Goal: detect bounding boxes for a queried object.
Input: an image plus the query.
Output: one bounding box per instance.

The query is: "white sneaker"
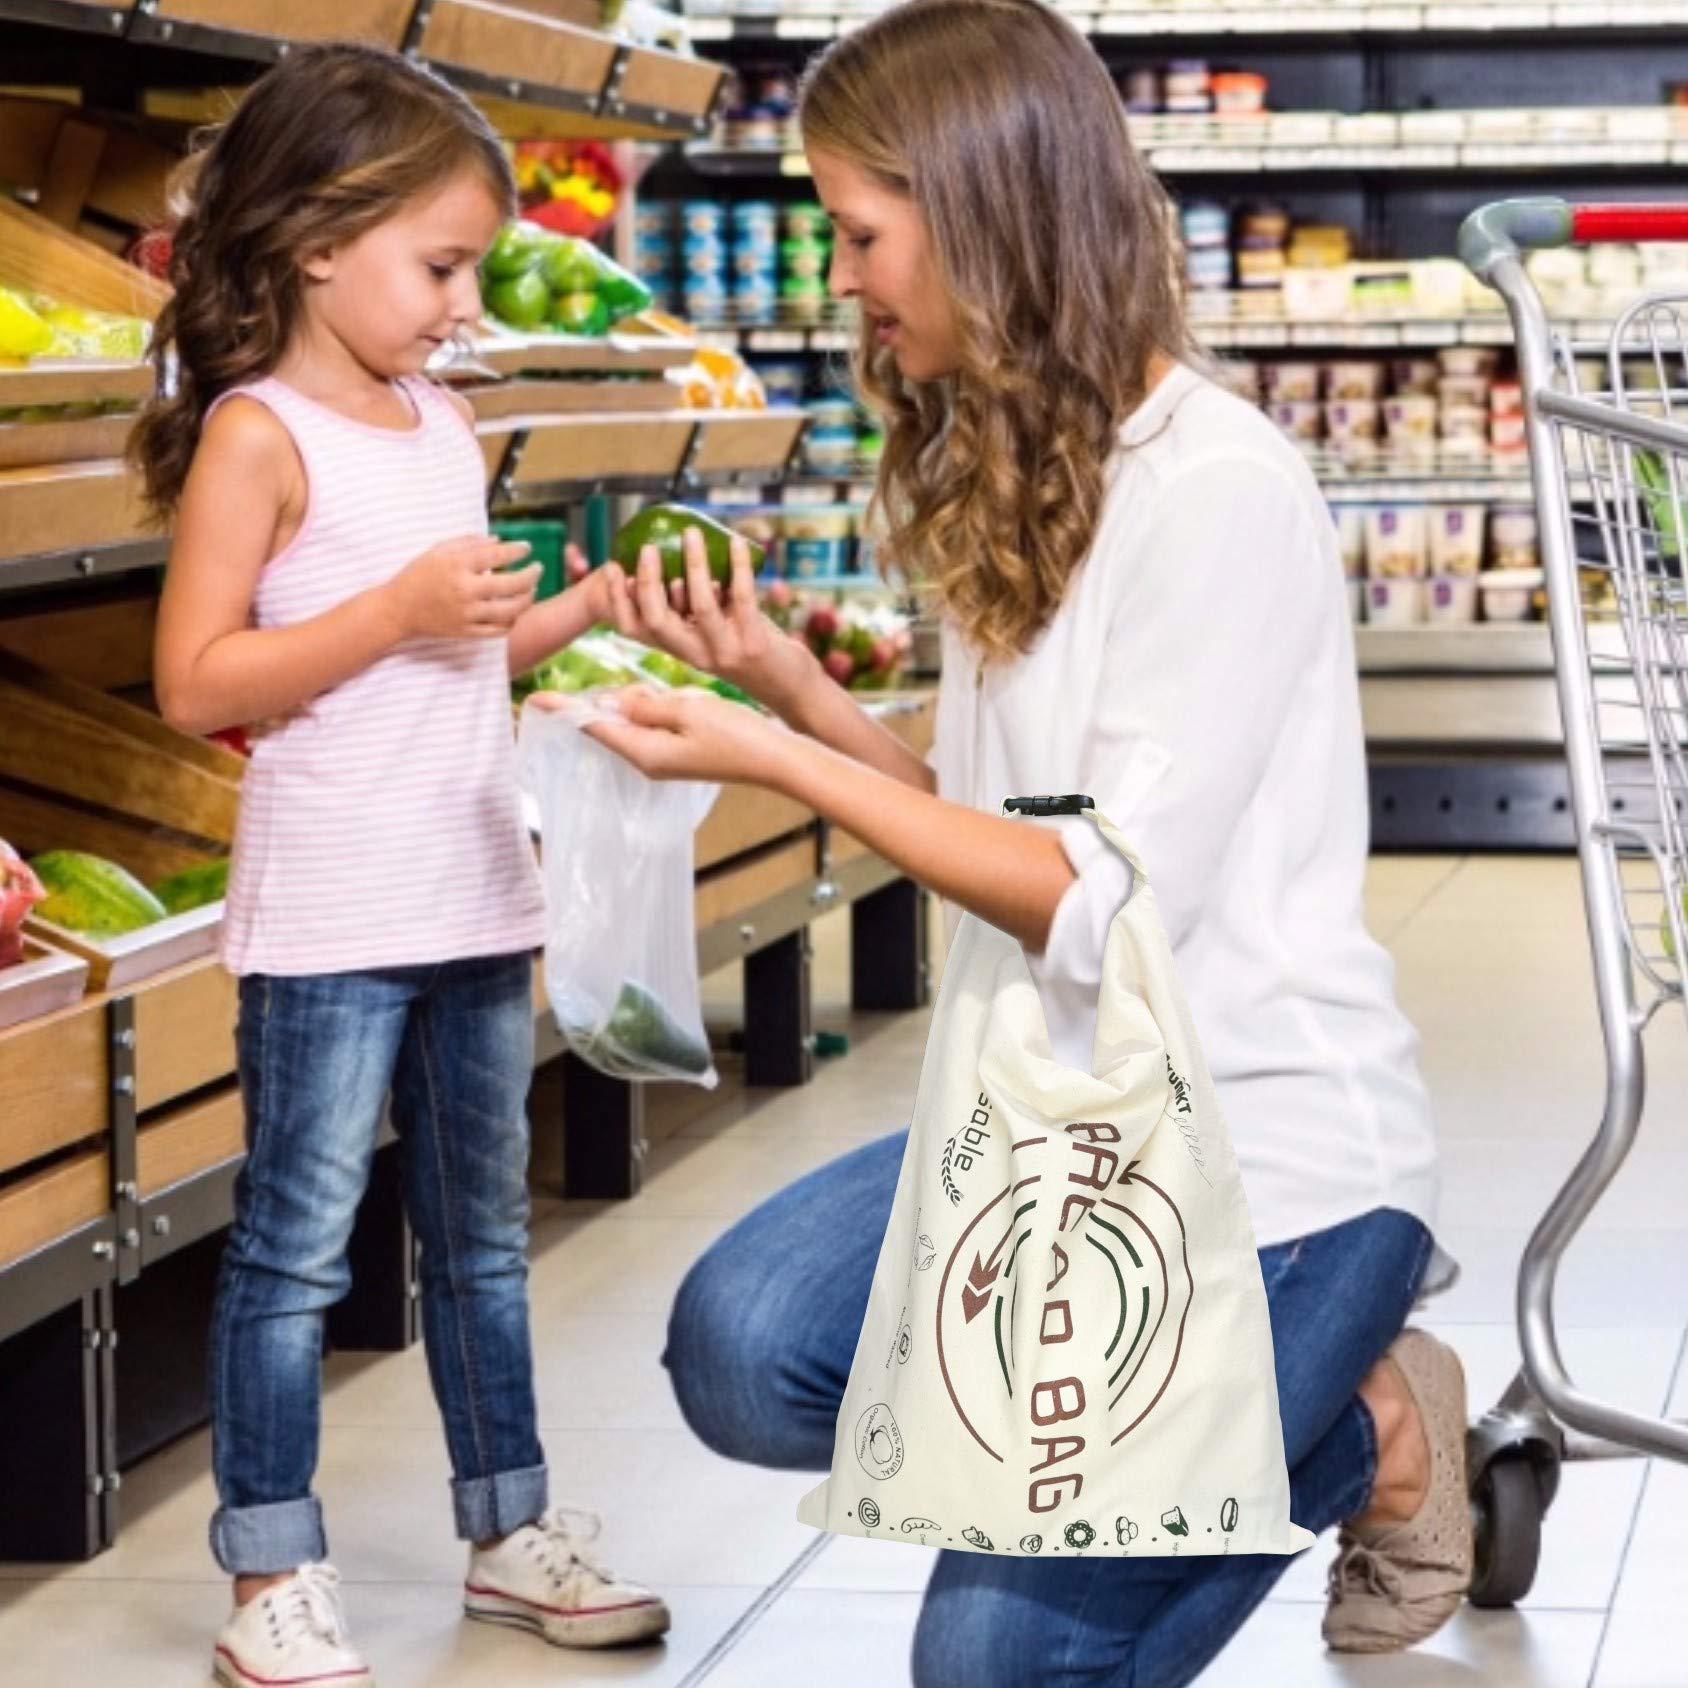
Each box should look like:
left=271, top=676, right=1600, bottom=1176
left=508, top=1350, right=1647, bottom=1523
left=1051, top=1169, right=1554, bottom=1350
left=212, top=1561, right=373, bottom=1688
left=464, top=1506, right=671, bottom=1649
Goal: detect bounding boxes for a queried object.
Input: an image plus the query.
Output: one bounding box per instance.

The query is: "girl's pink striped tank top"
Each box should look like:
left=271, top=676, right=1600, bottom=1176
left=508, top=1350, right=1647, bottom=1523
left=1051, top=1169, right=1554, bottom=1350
left=212, top=374, right=544, bottom=976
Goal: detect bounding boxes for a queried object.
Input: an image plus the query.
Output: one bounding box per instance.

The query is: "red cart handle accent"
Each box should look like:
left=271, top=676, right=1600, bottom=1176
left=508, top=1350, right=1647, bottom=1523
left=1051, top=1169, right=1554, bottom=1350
left=1571, top=204, right=1688, bottom=244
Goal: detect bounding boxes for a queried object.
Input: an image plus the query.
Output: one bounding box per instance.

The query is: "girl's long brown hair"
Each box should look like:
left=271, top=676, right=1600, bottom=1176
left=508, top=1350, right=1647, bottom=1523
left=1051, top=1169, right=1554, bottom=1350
left=800, top=0, right=1195, bottom=661
left=130, top=43, right=514, bottom=521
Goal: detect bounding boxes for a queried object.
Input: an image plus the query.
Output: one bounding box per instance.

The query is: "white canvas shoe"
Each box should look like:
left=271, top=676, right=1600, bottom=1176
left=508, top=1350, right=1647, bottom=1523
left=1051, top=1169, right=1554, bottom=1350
left=465, top=1506, right=671, bottom=1649
left=212, top=1561, right=373, bottom=1688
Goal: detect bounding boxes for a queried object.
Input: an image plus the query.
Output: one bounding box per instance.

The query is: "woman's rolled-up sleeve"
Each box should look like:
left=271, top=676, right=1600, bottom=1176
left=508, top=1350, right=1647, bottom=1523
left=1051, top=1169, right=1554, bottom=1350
left=1036, top=451, right=1326, bottom=993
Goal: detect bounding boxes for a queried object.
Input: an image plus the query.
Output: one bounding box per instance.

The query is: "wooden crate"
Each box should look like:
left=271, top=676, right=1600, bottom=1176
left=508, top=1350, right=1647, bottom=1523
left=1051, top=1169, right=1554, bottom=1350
left=696, top=785, right=813, bottom=872
left=0, top=411, right=132, bottom=472
left=0, top=1145, right=109, bottom=1273
left=501, top=411, right=696, bottom=492
left=0, top=936, right=88, bottom=1034
left=141, top=0, right=413, bottom=47
left=0, top=592, right=159, bottom=691
left=0, top=459, right=151, bottom=559
left=0, top=97, right=175, bottom=236
left=473, top=323, right=696, bottom=378
left=686, top=410, right=806, bottom=480
left=133, top=958, right=238, bottom=1111
left=417, top=0, right=620, bottom=106
left=0, top=991, right=107, bottom=1180
left=0, top=197, right=169, bottom=321
left=465, top=377, right=677, bottom=422
left=137, top=1082, right=243, bottom=1198
left=33, top=901, right=223, bottom=993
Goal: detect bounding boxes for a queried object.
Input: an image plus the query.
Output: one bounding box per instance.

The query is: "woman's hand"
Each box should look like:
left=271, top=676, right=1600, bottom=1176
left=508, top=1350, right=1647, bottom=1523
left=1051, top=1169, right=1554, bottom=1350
left=558, top=684, right=803, bottom=790
left=566, top=528, right=820, bottom=720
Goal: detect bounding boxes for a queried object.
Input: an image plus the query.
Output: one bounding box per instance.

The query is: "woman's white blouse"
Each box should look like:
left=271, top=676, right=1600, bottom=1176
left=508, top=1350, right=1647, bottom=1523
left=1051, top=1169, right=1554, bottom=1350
left=927, top=364, right=1442, bottom=1253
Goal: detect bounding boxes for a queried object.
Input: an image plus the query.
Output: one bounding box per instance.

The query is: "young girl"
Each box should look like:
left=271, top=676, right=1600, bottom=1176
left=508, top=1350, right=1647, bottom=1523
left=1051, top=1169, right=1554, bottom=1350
left=137, top=44, right=666, bottom=1688
left=582, top=0, right=1468, bottom=1680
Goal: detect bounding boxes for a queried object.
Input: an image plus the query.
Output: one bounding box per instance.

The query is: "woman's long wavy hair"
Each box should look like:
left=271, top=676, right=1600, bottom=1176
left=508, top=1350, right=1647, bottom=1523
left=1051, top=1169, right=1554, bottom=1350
left=130, top=43, right=514, bottom=522
left=800, top=0, right=1195, bottom=661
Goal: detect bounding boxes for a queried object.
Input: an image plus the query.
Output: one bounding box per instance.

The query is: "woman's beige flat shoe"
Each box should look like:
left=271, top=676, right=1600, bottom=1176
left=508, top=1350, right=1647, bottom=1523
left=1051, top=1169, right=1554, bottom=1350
left=1323, top=1328, right=1474, bottom=1654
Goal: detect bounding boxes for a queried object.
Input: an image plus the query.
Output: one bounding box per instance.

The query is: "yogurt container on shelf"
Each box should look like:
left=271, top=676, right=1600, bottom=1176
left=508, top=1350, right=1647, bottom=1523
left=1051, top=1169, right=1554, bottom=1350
left=1281, top=266, right=1352, bottom=319
left=1383, top=394, right=1438, bottom=444
left=1491, top=413, right=1528, bottom=454
left=1367, top=576, right=1425, bottom=627
left=1390, top=358, right=1440, bottom=397
left=1365, top=505, right=1429, bottom=578
left=1325, top=399, right=1380, bottom=444
left=1332, top=504, right=1367, bottom=579
left=1429, top=504, right=1487, bottom=575
left=1490, top=504, right=1540, bottom=569
left=1440, top=404, right=1490, bottom=444
left=1268, top=399, right=1323, bottom=442
left=1480, top=567, right=1544, bottom=622
left=1438, top=346, right=1500, bottom=381
left=1212, top=71, right=1268, bottom=117
left=1261, top=360, right=1321, bottom=403
left=1427, top=574, right=1479, bottom=624
left=1325, top=360, right=1386, bottom=401
left=1439, top=375, right=1491, bottom=409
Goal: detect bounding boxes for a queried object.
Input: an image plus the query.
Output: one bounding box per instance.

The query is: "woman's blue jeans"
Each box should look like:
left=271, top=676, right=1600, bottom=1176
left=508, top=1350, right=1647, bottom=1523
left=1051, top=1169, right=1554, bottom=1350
left=208, top=954, right=548, bottom=1575
left=663, top=1129, right=1432, bottom=1687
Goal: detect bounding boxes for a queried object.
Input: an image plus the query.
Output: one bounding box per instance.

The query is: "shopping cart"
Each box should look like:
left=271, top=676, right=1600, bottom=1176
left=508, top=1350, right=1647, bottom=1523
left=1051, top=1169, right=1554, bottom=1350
left=1456, top=199, right=1688, bottom=1605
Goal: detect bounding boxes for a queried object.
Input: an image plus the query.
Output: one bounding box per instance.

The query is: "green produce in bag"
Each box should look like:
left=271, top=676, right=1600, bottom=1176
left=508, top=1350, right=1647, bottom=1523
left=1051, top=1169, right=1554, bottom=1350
left=482, top=220, right=553, bottom=281
left=552, top=290, right=611, bottom=337
left=612, top=503, right=767, bottom=583
left=484, top=269, right=551, bottom=331
left=516, top=701, right=720, bottom=1087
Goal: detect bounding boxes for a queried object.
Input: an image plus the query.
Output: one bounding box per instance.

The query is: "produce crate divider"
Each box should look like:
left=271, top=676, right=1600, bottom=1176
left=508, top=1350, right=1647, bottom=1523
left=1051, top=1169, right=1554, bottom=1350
left=107, top=995, right=140, bottom=1286
left=127, top=0, right=295, bottom=62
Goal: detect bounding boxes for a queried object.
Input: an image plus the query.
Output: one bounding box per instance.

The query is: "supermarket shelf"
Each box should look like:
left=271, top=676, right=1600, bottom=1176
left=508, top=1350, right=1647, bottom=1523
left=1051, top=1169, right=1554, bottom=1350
left=0, top=0, right=134, bottom=36
left=0, top=536, right=168, bottom=593
left=690, top=105, right=1688, bottom=177
left=1189, top=306, right=1661, bottom=351
left=9, top=0, right=726, bottom=144
left=681, top=1, right=1688, bottom=39
left=695, top=322, right=859, bottom=355
left=1355, top=623, right=1554, bottom=673
left=469, top=325, right=700, bottom=378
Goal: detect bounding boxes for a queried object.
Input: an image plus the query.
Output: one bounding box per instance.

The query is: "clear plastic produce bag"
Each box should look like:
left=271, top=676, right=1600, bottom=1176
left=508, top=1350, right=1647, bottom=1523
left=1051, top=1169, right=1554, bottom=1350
left=517, top=696, right=719, bottom=1086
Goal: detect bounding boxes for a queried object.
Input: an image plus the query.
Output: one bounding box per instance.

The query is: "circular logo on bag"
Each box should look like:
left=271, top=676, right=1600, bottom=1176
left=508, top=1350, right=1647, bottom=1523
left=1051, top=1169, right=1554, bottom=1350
left=854, top=1404, right=905, bottom=1480
left=857, top=1498, right=881, bottom=1528
left=933, top=1127, right=1194, bottom=1508
left=1063, top=1520, right=1096, bottom=1551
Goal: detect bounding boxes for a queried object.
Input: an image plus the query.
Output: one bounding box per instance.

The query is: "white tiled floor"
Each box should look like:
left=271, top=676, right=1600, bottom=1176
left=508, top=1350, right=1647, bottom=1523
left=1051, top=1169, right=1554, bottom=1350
left=3, top=854, right=1685, bottom=1686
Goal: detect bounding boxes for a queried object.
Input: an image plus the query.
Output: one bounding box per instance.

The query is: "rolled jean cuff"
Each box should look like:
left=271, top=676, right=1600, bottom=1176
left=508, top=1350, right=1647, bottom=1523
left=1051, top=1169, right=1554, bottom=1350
left=453, top=1462, right=549, bottom=1542
left=210, top=1494, right=327, bottom=1575
left=1334, top=1396, right=1381, bottom=1524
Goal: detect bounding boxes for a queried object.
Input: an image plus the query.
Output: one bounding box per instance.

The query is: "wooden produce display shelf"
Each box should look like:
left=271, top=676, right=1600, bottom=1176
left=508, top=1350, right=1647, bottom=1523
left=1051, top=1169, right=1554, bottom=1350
left=0, top=988, right=109, bottom=1179
left=0, top=95, right=174, bottom=237
left=126, top=0, right=413, bottom=55
left=471, top=325, right=699, bottom=379
left=464, top=375, right=679, bottom=421
left=413, top=0, right=725, bottom=138
left=484, top=405, right=805, bottom=503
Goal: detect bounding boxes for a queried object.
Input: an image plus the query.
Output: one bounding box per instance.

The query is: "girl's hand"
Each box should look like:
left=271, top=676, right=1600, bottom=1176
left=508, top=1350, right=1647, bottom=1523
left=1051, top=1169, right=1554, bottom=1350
left=569, top=529, right=819, bottom=717
left=560, top=683, right=801, bottom=789
left=388, top=535, right=541, bottom=639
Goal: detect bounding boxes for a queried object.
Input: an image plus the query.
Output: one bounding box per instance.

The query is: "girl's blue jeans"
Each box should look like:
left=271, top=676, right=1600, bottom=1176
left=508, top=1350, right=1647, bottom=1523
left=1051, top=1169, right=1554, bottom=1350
left=663, top=1129, right=1433, bottom=1687
left=208, top=952, right=547, bottom=1575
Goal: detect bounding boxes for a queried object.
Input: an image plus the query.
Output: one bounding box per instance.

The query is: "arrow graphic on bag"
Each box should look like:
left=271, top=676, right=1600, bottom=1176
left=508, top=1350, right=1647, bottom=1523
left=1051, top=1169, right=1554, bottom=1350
left=961, top=1201, right=1036, bottom=1324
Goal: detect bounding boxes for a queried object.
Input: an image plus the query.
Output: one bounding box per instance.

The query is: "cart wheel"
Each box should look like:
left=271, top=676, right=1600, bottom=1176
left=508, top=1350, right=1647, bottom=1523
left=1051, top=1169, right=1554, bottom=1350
left=1469, top=1457, right=1543, bottom=1608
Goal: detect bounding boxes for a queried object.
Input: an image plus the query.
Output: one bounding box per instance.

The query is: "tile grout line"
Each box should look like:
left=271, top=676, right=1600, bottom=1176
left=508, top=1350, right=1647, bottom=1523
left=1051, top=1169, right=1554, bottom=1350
left=673, top=1535, right=833, bottom=1688
left=1584, top=1320, right=1688, bottom=1688
left=1378, top=853, right=1472, bottom=945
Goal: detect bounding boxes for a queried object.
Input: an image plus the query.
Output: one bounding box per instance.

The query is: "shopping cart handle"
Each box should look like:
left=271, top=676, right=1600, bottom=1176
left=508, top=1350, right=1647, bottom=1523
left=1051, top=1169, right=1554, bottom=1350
left=1461, top=198, right=1688, bottom=282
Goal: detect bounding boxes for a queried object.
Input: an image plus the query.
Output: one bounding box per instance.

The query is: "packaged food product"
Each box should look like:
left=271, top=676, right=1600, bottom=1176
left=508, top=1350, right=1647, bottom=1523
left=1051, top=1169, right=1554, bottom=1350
left=1122, top=67, right=1161, bottom=113
left=784, top=202, right=830, bottom=243
left=1366, top=577, right=1425, bottom=627
left=0, top=837, right=44, bottom=968
left=1383, top=394, right=1438, bottom=443
left=1236, top=248, right=1286, bottom=290
left=1489, top=379, right=1524, bottom=417
left=1365, top=506, right=1429, bottom=578
left=1390, top=358, right=1440, bottom=397
left=1440, top=404, right=1489, bottom=443
left=1437, top=346, right=1499, bottom=380
left=1163, top=59, right=1212, bottom=113
left=1186, top=246, right=1232, bottom=290
left=1332, top=505, right=1367, bottom=579
left=783, top=508, right=856, bottom=578
left=1409, top=259, right=1468, bottom=317
left=1268, top=399, right=1322, bottom=442
left=1236, top=204, right=1290, bottom=247
left=1347, top=576, right=1365, bottom=623
left=1281, top=267, right=1353, bottom=319
left=1286, top=224, right=1352, bottom=267
left=1180, top=202, right=1231, bottom=249
left=1212, top=72, right=1268, bottom=117
left=1480, top=567, right=1544, bottom=622
left=1490, top=504, right=1540, bottom=569
left=1491, top=413, right=1528, bottom=454
left=1429, top=504, right=1488, bottom=575
left=1325, top=361, right=1385, bottom=401
left=1325, top=399, right=1380, bottom=443
left=1261, top=361, right=1321, bottom=403
left=1426, top=574, right=1479, bottom=624
left=1439, top=375, right=1491, bottom=409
